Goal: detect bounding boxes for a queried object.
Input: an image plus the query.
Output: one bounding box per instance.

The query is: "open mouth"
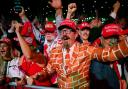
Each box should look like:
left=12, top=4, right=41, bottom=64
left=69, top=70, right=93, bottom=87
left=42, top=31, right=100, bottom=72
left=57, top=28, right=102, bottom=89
left=0, top=50, right=6, bottom=55
left=62, top=36, right=70, bottom=40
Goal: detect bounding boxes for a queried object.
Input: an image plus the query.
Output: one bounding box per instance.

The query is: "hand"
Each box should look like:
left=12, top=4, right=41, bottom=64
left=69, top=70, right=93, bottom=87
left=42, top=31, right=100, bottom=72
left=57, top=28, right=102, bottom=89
left=11, top=20, right=18, bottom=28
left=26, top=77, right=33, bottom=85
left=30, top=71, right=43, bottom=79
left=14, top=22, right=23, bottom=33
left=48, top=0, right=62, bottom=9
left=16, top=78, right=26, bottom=86
left=119, top=79, right=127, bottom=89
left=19, top=7, right=25, bottom=17
left=90, top=18, right=102, bottom=28
left=67, top=3, right=77, bottom=14
left=113, top=1, right=120, bottom=11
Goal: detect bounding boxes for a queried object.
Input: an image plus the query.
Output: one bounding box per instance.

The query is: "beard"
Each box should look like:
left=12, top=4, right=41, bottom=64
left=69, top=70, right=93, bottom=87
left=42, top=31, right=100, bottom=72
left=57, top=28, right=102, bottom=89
left=63, top=41, right=70, bottom=49
left=62, top=35, right=70, bottom=49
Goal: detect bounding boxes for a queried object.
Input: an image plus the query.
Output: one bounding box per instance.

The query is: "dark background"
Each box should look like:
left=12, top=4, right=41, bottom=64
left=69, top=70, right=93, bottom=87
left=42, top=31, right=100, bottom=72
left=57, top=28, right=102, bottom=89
left=0, top=0, right=128, bottom=22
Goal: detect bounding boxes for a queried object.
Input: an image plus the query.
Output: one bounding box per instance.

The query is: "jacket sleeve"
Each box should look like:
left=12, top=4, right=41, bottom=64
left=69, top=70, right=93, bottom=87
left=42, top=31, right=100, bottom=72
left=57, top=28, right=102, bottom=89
left=92, top=39, right=128, bottom=62
left=40, top=48, right=57, bottom=78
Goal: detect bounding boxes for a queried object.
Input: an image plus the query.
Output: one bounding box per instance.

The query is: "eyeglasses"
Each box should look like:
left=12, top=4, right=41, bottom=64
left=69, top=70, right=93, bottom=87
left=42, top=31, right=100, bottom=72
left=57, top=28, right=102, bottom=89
left=60, top=28, right=73, bottom=34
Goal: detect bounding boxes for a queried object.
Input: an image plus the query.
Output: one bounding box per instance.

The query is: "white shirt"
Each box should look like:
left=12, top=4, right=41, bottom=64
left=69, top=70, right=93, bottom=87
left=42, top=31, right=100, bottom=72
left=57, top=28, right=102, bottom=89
left=7, top=57, right=24, bottom=78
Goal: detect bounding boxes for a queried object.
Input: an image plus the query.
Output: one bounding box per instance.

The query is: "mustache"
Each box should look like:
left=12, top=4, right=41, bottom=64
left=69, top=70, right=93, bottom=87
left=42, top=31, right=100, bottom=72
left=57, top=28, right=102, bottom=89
left=61, top=36, right=70, bottom=40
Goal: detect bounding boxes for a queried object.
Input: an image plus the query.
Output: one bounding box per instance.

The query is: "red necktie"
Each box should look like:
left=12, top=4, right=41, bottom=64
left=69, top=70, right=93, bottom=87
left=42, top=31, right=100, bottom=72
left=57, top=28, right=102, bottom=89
left=113, top=61, right=121, bottom=80
left=65, top=49, right=70, bottom=59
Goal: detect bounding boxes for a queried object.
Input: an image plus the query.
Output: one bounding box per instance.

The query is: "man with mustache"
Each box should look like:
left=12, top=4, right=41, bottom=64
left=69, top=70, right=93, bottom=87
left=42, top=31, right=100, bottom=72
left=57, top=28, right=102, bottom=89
left=14, top=17, right=128, bottom=89
left=61, top=33, right=70, bottom=49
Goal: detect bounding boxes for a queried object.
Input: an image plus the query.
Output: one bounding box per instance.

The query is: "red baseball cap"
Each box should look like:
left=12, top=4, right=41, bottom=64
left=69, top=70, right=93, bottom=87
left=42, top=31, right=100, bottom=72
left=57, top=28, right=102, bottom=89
left=101, top=24, right=122, bottom=38
left=45, top=21, right=56, bottom=33
left=119, top=29, right=128, bottom=35
left=77, top=22, right=90, bottom=30
left=0, top=37, right=11, bottom=45
left=58, top=19, right=77, bottom=31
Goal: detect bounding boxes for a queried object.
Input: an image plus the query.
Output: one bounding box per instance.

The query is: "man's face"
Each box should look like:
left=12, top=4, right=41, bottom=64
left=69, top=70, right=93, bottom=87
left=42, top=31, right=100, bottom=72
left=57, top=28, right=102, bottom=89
left=45, top=32, right=56, bottom=42
left=60, top=28, right=77, bottom=49
left=79, top=28, right=90, bottom=41
left=103, top=36, right=118, bottom=47
left=0, top=43, right=10, bottom=57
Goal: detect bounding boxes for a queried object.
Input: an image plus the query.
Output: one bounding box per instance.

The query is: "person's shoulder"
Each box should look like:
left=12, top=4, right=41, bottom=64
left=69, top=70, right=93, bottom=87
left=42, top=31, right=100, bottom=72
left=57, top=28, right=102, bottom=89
left=0, top=57, right=5, bottom=63
left=51, top=46, right=62, bottom=53
left=79, top=42, right=96, bottom=52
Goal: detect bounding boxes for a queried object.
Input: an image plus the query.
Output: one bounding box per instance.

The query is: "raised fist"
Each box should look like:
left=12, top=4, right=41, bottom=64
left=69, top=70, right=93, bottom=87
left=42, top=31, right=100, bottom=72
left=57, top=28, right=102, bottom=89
left=67, top=3, right=77, bottom=14
left=113, top=1, right=120, bottom=11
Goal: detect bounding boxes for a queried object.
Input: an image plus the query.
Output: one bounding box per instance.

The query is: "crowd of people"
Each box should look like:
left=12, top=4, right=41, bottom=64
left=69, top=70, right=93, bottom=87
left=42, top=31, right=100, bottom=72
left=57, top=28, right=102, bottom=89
left=0, top=0, right=128, bottom=89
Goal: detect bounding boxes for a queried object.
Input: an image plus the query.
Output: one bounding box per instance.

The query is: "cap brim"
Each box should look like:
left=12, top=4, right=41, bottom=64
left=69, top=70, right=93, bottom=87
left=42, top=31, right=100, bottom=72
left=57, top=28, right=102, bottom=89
left=81, top=27, right=91, bottom=31
left=58, top=25, right=76, bottom=31
left=0, top=41, right=10, bottom=45
left=45, top=29, right=55, bottom=33
left=119, top=30, right=128, bottom=35
left=103, top=34, right=119, bottom=38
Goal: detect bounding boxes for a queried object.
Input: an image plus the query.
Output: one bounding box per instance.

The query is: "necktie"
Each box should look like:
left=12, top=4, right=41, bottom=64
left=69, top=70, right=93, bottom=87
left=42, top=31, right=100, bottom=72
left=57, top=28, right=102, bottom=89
left=113, top=61, right=121, bottom=80
left=65, top=49, right=70, bottom=59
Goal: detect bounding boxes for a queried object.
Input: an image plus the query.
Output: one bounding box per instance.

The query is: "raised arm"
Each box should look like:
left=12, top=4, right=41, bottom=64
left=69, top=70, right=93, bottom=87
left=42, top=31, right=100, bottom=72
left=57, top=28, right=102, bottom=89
left=66, top=3, right=77, bottom=19
left=49, top=0, right=63, bottom=35
left=92, top=38, right=128, bottom=62
left=0, top=23, right=7, bottom=37
left=102, top=1, right=120, bottom=25
left=110, top=1, right=120, bottom=19
left=49, top=0, right=63, bottom=17
left=14, top=22, right=32, bottom=59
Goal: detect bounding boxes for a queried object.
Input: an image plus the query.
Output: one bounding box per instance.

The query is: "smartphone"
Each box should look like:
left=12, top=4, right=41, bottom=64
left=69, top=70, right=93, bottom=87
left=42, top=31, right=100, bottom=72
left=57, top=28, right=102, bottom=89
left=14, top=6, right=22, bottom=13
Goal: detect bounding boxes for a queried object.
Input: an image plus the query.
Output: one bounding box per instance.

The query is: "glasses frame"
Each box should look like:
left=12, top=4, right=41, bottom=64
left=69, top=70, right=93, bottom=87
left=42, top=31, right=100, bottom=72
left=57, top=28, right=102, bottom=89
left=60, top=28, right=75, bottom=34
